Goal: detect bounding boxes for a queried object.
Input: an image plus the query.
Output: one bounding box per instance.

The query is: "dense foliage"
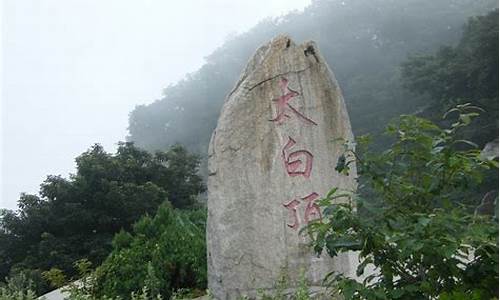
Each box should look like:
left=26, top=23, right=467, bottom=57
left=41, top=206, right=206, bottom=300
left=0, top=143, right=204, bottom=295
left=0, top=272, right=38, bottom=300
left=402, top=9, right=498, bottom=146
left=90, top=202, right=207, bottom=299
left=310, top=106, right=498, bottom=299
left=127, top=0, right=497, bottom=159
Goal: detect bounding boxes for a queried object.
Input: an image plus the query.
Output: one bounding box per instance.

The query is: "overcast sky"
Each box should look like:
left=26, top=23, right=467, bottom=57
left=1, top=0, right=311, bottom=210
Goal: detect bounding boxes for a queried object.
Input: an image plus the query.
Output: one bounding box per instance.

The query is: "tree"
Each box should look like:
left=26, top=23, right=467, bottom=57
left=0, top=142, right=205, bottom=294
left=310, top=105, right=498, bottom=299
left=154, top=145, right=206, bottom=209
left=91, top=202, right=207, bottom=299
left=401, top=9, right=498, bottom=147
left=127, top=0, right=497, bottom=158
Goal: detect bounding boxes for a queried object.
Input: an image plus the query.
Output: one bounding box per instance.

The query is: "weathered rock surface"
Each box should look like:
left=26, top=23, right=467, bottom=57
left=207, top=35, right=358, bottom=299
left=480, top=139, right=499, bottom=161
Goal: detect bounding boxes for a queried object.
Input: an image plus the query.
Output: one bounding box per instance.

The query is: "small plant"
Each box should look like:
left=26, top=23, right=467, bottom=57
left=130, top=287, right=163, bottom=300
left=255, top=268, right=314, bottom=300
left=171, top=287, right=205, bottom=299
left=0, top=288, right=38, bottom=300
left=293, top=272, right=311, bottom=300
left=0, top=272, right=39, bottom=300
left=42, top=268, right=66, bottom=289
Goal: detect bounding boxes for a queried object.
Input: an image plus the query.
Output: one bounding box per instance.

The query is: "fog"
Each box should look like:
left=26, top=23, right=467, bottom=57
left=1, top=0, right=311, bottom=210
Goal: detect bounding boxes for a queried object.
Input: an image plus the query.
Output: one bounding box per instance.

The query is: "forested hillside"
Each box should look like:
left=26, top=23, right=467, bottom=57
left=127, top=0, right=498, bottom=159
left=402, top=9, right=498, bottom=146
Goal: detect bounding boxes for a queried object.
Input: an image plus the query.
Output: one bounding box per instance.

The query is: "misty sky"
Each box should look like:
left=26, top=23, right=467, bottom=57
left=1, top=0, right=311, bottom=210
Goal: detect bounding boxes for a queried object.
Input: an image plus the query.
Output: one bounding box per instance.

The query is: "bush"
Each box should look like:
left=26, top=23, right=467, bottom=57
left=310, top=105, right=498, bottom=299
left=92, top=202, right=207, bottom=299
left=0, top=272, right=38, bottom=300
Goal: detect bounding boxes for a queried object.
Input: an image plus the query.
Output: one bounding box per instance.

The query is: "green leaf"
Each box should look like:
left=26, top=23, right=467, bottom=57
left=391, top=289, right=405, bottom=299
left=356, top=257, right=373, bottom=277
left=453, top=139, right=478, bottom=148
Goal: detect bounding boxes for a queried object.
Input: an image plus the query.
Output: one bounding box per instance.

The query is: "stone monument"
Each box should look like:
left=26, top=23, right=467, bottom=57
left=207, top=35, right=357, bottom=299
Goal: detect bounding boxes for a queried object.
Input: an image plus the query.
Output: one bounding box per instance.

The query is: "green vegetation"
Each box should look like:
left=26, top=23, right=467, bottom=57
left=1, top=1, right=497, bottom=299
left=127, top=0, right=497, bottom=157
left=257, top=271, right=316, bottom=300
left=402, top=9, right=498, bottom=146
left=304, top=13, right=499, bottom=297
left=42, top=204, right=206, bottom=299
left=310, top=106, right=498, bottom=299
left=0, top=272, right=38, bottom=300
left=0, top=142, right=205, bottom=295
left=92, top=203, right=206, bottom=299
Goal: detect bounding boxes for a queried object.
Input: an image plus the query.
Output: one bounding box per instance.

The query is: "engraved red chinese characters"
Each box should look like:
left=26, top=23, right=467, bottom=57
left=283, top=193, right=322, bottom=231
left=302, top=192, right=321, bottom=223
left=270, top=78, right=317, bottom=125
left=283, top=199, right=301, bottom=230
left=282, top=136, right=313, bottom=178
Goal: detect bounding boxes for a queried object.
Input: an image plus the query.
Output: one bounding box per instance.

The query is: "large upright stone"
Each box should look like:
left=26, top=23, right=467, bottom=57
left=207, top=35, right=357, bottom=299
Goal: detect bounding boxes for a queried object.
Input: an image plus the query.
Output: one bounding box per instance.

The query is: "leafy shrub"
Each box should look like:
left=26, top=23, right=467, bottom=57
left=310, top=105, right=498, bottom=299
left=42, top=268, right=66, bottom=289
left=0, top=272, right=38, bottom=300
left=92, top=202, right=207, bottom=299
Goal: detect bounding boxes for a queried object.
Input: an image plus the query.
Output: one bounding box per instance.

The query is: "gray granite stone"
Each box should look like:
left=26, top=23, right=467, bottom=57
left=207, top=35, right=358, bottom=299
